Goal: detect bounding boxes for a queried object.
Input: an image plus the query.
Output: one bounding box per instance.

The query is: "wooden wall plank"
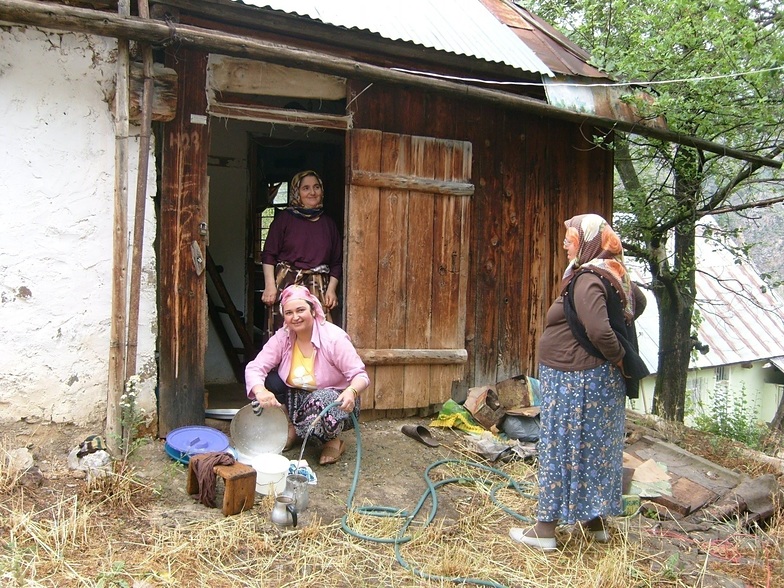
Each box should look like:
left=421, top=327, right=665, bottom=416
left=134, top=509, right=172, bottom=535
left=429, top=139, right=469, bottom=404
left=496, top=117, right=524, bottom=382
left=473, top=104, right=503, bottom=387
left=373, top=132, right=410, bottom=409
left=346, top=129, right=382, bottom=408
left=404, top=135, right=435, bottom=408
left=521, top=117, right=550, bottom=375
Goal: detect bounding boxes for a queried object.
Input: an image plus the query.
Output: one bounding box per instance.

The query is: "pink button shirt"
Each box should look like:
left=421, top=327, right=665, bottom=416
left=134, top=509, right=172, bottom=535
left=245, top=320, right=370, bottom=397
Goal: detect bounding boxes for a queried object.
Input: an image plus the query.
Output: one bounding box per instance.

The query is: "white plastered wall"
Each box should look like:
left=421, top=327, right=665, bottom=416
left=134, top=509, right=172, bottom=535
left=0, top=28, right=158, bottom=427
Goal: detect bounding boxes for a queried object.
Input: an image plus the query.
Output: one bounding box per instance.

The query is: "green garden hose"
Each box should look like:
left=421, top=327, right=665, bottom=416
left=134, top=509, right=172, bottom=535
left=307, top=402, right=537, bottom=588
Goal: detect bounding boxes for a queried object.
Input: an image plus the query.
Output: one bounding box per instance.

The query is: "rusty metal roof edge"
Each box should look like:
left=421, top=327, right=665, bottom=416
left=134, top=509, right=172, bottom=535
left=543, top=76, right=669, bottom=131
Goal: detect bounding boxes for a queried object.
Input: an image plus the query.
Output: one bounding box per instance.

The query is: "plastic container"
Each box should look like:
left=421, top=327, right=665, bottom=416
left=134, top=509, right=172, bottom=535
left=250, top=452, right=291, bottom=495
left=164, top=426, right=230, bottom=464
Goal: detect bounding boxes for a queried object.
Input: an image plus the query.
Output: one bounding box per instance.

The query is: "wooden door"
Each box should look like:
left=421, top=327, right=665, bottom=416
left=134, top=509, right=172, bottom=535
left=345, top=130, right=473, bottom=411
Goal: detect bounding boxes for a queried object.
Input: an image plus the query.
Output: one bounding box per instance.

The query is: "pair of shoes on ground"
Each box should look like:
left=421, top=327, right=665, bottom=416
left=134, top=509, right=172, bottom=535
left=319, top=439, right=345, bottom=465
left=509, top=525, right=610, bottom=551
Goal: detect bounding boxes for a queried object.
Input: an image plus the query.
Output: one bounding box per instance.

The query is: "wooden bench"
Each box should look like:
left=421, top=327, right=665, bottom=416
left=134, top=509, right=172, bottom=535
left=186, top=455, right=257, bottom=516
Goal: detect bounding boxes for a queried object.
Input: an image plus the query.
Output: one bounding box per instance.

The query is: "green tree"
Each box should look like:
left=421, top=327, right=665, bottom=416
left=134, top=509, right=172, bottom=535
left=522, top=0, right=784, bottom=421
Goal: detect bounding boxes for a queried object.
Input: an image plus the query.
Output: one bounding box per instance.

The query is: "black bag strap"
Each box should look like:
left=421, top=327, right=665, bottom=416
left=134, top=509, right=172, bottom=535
left=563, top=270, right=649, bottom=398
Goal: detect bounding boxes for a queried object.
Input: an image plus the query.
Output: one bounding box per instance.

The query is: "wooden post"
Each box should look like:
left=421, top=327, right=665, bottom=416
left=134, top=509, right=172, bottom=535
left=157, top=47, right=210, bottom=435
left=107, top=0, right=130, bottom=453
left=126, top=0, right=154, bottom=379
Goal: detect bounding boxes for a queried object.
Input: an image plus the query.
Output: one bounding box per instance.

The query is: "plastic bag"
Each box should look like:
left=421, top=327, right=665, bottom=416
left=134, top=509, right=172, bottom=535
left=502, top=414, right=540, bottom=442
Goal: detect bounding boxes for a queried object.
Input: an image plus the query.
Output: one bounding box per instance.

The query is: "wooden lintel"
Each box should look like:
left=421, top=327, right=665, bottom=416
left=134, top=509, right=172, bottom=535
left=351, top=169, right=474, bottom=196
left=357, top=348, right=468, bottom=365
left=207, top=102, right=352, bottom=130
left=129, top=61, right=178, bottom=123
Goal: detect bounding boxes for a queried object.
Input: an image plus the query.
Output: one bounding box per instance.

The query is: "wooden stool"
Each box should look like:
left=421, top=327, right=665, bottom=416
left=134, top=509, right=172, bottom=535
left=186, top=455, right=257, bottom=516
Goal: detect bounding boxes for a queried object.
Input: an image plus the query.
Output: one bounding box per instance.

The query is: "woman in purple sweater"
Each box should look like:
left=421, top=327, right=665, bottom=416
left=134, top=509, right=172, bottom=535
left=261, top=170, right=343, bottom=340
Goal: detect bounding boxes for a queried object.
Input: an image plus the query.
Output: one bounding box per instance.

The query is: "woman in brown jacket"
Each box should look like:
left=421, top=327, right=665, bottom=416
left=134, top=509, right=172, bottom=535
left=509, top=214, right=647, bottom=551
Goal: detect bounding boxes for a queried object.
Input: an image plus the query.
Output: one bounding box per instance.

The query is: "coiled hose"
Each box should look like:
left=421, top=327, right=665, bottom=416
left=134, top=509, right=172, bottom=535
left=307, top=401, right=537, bottom=588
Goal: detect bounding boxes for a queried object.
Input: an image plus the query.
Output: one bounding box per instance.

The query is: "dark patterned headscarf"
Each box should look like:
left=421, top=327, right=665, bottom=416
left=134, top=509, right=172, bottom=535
left=288, top=170, right=324, bottom=220
left=561, top=214, right=635, bottom=321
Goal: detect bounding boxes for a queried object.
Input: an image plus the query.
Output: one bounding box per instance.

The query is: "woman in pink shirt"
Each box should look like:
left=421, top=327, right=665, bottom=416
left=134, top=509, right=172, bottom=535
left=245, top=285, right=369, bottom=465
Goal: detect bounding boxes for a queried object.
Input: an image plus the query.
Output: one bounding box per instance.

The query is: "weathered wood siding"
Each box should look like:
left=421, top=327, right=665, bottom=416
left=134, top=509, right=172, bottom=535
left=158, top=48, right=210, bottom=435
left=346, top=130, right=472, bottom=411
left=348, top=81, right=613, bottom=391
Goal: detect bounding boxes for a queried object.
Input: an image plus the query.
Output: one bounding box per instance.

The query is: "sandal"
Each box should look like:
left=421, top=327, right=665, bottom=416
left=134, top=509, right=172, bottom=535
left=319, top=439, right=346, bottom=465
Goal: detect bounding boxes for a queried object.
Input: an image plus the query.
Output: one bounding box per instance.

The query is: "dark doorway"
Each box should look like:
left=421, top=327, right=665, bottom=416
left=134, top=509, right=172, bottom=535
left=247, top=132, right=346, bottom=350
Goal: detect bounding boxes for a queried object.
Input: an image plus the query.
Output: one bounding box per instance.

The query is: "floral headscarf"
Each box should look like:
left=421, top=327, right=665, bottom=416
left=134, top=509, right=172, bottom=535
left=279, top=284, right=327, bottom=325
left=561, top=214, right=635, bottom=321
left=288, top=170, right=324, bottom=220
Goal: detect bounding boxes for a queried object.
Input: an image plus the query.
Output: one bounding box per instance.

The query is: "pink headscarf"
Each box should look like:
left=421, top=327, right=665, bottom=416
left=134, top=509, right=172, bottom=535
left=278, top=285, right=327, bottom=325
left=561, top=214, right=635, bottom=322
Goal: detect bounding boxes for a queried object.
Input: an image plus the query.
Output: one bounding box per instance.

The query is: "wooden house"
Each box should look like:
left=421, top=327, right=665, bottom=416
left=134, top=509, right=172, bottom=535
left=2, top=0, right=767, bottom=436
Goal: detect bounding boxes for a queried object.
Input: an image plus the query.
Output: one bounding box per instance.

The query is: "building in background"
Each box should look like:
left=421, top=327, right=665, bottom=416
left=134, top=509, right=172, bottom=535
left=630, top=217, right=784, bottom=425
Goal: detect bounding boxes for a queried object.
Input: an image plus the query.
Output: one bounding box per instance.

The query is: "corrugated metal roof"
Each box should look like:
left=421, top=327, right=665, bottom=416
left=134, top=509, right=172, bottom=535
left=237, top=0, right=553, bottom=76
left=630, top=217, right=784, bottom=374
left=479, top=0, right=604, bottom=78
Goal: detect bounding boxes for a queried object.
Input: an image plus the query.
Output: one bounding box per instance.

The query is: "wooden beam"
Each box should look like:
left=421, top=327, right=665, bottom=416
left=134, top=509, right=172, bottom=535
left=350, top=169, right=474, bottom=196
left=129, top=62, right=177, bottom=122
left=1, top=0, right=779, bottom=169
left=207, top=103, right=352, bottom=130
left=357, top=349, right=468, bottom=365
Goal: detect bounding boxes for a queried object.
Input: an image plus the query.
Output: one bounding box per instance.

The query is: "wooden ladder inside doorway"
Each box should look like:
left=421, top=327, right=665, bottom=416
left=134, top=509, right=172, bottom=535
left=206, top=248, right=257, bottom=383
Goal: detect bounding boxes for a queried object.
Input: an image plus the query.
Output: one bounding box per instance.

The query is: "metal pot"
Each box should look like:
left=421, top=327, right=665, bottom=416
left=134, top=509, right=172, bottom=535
left=271, top=495, right=297, bottom=529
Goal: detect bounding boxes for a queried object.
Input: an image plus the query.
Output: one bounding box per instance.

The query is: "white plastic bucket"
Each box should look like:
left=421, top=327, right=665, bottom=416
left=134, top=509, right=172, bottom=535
left=250, top=453, right=290, bottom=495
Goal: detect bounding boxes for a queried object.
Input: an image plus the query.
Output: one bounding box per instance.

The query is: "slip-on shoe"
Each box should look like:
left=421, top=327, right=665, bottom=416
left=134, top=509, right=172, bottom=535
left=401, top=424, right=440, bottom=448
left=508, top=527, right=557, bottom=551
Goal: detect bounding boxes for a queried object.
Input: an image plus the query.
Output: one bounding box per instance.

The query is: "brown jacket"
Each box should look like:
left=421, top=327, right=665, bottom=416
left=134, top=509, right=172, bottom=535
left=538, top=272, right=645, bottom=371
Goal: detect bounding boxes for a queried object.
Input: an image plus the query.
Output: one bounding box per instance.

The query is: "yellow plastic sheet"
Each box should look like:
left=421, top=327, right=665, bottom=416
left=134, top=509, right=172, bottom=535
left=429, top=399, right=488, bottom=435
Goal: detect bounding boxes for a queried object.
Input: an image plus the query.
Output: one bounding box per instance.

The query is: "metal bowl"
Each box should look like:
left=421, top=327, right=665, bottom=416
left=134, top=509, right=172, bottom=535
left=230, top=403, right=288, bottom=459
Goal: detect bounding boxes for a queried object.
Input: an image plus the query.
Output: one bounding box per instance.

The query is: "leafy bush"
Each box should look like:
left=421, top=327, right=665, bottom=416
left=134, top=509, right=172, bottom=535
left=692, top=384, right=769, bottom=449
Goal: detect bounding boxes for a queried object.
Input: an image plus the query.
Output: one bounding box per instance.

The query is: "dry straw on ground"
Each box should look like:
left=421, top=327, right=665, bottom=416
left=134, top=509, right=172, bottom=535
left=1, top=429, right=782, bottom=587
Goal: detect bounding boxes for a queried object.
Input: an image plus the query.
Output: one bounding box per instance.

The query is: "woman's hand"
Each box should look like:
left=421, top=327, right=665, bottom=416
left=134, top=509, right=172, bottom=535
left=323, top=290, right=338, bottom=310
left=262, top=285, right=278, bottom=306
left=337, top=386, right=357, bottom=413
left=615, top=360, right=629, bottom=378
left=250, top=386, right=282, bottom=409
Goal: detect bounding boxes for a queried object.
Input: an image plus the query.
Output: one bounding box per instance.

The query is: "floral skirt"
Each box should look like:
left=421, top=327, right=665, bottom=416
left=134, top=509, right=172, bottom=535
left=535, top=363, right=626, bottom=525
left=264, top=262, right=332, bottom=341
left=283, top=388, right=360, bottom=443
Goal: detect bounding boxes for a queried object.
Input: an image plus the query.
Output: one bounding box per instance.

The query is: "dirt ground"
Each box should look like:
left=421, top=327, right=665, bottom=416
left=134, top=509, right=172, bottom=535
left=5, top=414, right=481, bottom=530
left=4, top=414, right=783, bottom=587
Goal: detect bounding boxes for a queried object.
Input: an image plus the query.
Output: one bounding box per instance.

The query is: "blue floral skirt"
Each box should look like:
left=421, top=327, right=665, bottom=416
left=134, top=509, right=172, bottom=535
left=535, top=363, right=626, bottom=525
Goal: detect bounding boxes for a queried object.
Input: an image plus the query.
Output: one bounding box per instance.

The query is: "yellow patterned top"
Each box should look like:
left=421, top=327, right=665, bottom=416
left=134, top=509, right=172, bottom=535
left=287, top=343, right=317, bottom=390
